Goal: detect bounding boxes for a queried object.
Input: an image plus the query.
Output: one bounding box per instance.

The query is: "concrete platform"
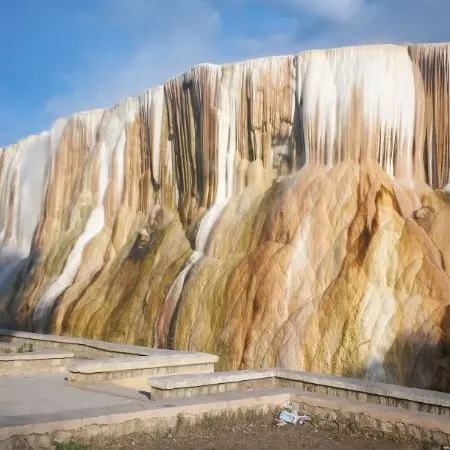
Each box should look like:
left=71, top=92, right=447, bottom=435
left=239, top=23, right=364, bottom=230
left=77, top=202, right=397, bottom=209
left=1, top=331, right=449, bottom=448
left=148, top=368, right=450, bottom=415
left=69, top=353, right=217, bottom=383
left=0, top=329, right=219, bottom=384
left=149, top=369, right=277, bottom=389
left=0, top=329, right=219, bottom=361
left=0, top=373, right=150, bottom=428
left=149, top=369, right=277, bottom=400
left=277, top=369, right=450, bottom=410
left=2, top=382, right=450, bottom=448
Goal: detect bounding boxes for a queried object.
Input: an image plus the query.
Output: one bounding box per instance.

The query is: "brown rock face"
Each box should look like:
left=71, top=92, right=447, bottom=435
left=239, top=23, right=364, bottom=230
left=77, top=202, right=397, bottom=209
left=1, top=44, right=450, bottom=390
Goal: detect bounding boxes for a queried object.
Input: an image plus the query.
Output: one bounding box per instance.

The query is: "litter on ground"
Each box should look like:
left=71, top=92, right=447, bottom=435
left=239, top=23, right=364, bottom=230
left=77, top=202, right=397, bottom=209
left=275, top=402, right=311, bottom=426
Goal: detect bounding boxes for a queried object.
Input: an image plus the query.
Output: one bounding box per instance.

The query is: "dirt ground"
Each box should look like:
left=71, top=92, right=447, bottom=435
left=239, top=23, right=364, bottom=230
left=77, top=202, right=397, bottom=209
left=88, top=413, right=426, bottom=450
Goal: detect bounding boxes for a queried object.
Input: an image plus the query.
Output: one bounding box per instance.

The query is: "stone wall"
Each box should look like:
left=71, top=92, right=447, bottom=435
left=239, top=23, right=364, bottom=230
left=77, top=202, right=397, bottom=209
left=0, top=329, right=162, bottom=359
left=0, top=349, right=73, bottom=375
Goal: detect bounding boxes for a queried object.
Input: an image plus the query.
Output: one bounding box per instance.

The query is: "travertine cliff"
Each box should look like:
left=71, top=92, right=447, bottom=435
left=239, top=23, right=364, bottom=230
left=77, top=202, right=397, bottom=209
left=1, top=43, right=450, bottom=390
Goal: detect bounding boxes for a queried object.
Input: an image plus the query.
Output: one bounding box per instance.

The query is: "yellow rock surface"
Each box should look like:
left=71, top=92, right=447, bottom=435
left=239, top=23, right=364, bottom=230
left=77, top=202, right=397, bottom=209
left=0, top=43, right=450, bottom=390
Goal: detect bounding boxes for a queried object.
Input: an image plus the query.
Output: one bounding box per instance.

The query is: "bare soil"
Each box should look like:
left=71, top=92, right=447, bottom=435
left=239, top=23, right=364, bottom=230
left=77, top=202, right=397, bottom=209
left=89, top=413, right=426, bottom=450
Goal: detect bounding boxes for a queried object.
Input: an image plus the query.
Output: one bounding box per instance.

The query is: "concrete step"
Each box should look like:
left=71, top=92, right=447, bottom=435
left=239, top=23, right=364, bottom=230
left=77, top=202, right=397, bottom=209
left=148, top=369, right=277, bottom=400
left=68, top=352, right=218, bottom=383
left=148, top=368, right=450, bottom=417
left=0, top=349, right=74, bottom=376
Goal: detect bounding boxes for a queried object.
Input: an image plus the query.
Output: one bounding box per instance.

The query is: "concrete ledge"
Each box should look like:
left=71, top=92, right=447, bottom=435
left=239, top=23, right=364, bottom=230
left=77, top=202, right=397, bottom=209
left=0, top=349, right=73, bottom=362
left=276, top=369, right=450, bottom=416
left=149, top=369, right=277, bottom=400
left=0, top=349, right=74, bottom=376
left=149, top=369, right=276, bottom=389
left=147, top=368, right=450, bottom=416
left=0, top=329, right=219, bottom=382
left=71, top=354, right=218, bottom=374
left=2, top=388, right=450, bottom=448
left=68, top=354, right=217, bottom=383
left=0, top=329, right=218, bottom=360
left=0, top=388, right=293, bottom=444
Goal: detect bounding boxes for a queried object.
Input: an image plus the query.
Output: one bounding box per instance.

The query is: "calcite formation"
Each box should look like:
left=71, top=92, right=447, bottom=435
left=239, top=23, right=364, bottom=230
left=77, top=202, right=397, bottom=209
left=1, top=43, right=450, bottom=390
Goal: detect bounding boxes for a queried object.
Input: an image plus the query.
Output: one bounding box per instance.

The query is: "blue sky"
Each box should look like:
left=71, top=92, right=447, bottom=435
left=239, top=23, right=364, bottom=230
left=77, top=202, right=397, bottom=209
left=1, top=0, right=450, bottom=147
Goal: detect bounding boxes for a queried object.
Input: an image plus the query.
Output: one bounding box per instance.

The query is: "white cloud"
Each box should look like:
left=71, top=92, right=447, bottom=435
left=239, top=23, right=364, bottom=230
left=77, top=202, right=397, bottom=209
left=45, top=0, right=223, bottom=119
left=285, top=0, right=372, bottom=23
left=294, top=0, right=450, bottom=49
left=41, top=0, right=450, bottom=125
left=3, top=0, right=450, bottom=147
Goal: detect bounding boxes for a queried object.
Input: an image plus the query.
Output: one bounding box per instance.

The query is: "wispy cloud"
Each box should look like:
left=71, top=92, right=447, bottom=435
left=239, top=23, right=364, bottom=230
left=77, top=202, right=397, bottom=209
left=293, top=0, right=450, bottom=49
left=47, top=0, right=450, bottom=123
left=45, top=0, right=222, bottom=118
left=3, top=0, right=450, bottom=146
left=270, top=0, right=373, bottom=23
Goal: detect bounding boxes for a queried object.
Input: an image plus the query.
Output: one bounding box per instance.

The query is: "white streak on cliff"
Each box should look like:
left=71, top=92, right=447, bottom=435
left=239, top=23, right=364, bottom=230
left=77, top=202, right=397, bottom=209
left=296, top=45, right=415, bottom=177
left=151, top=88, right=165, bottom=186
left=1, top=43, right=449, bottom=354
left=0, top=122, right=64, bottom=253
left=33, top=108, right=127, bottom=330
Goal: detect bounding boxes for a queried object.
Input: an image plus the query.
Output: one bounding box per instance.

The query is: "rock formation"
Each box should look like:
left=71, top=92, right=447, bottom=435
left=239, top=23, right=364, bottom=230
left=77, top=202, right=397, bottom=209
left=1, top=43, right=450, bottom=390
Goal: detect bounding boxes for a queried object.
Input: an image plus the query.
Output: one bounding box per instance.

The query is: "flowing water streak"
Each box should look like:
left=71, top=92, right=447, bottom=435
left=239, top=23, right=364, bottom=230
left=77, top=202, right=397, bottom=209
left=296, top=45, right=415, bottom=177
left=138, top=86, right=165, bottom=190
left=0, top=122, right=64, bottom=252
left=155, top=63, right=242, bottom=346
left=0, top=121, right=67, bottom=298
left=32, top=107, right=131, bottom=331
left=156, top=57, right=300, bottom=346
left=151, top=87, right=165, bottom=186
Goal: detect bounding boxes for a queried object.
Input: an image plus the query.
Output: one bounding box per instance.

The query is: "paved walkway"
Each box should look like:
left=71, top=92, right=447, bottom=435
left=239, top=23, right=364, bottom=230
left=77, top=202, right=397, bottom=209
left=2, top=371, right=450, bottom=449
left=0, top=373, right=150, bottom=427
